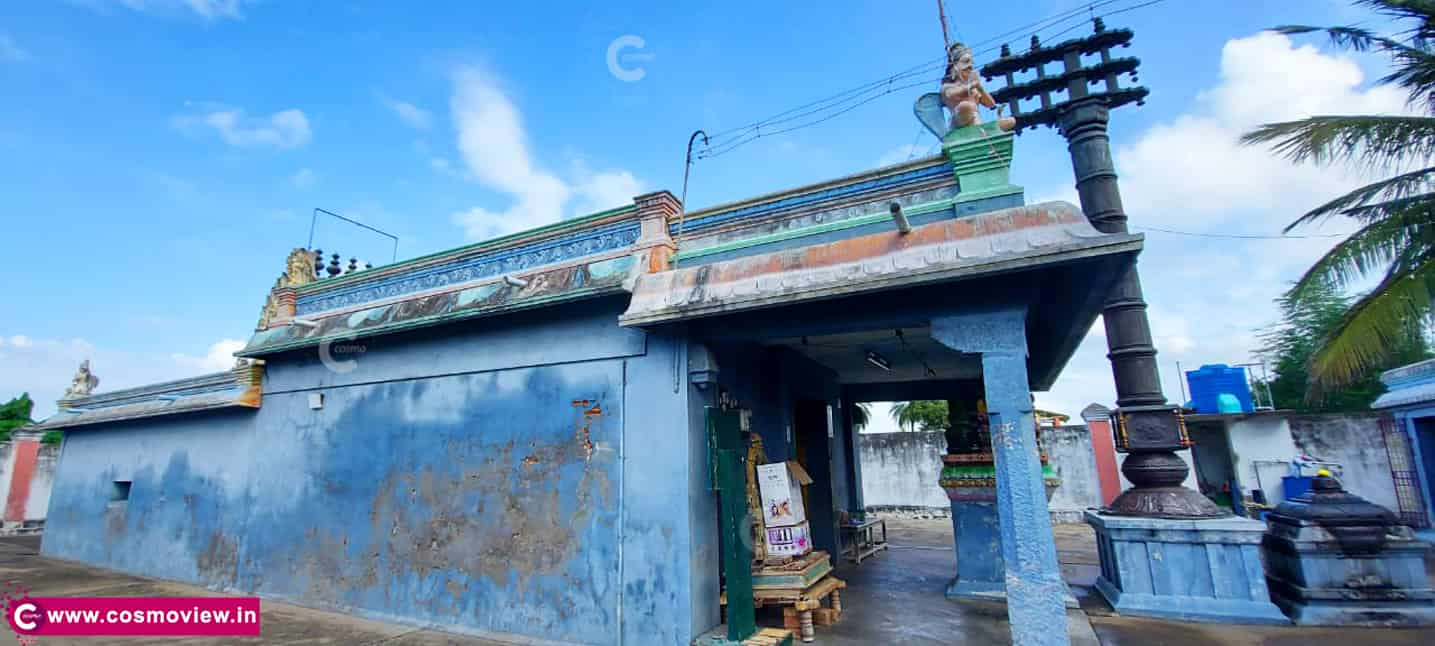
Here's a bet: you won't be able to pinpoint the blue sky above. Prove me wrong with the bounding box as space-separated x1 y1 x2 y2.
0 0 1400 419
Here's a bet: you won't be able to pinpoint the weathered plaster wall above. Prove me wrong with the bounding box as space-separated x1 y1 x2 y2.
683 345 721 639
44 303 711 645
1041 425 1102 522
26 444 58 521
42 410 259 586
0 442 12 515
0 440 60 525
1224 415 1300 506
1287 413 1399 511
857 431 949 510
857 428 1104 521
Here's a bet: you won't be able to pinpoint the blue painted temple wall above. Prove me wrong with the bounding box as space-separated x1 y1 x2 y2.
43 300 718 645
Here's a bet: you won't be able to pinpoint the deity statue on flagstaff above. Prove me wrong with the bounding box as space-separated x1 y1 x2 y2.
940 43 1015 132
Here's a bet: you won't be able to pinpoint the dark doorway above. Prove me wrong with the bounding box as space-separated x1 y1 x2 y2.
794 399 837 556
1414 417 1435 525
1188 423 1237 513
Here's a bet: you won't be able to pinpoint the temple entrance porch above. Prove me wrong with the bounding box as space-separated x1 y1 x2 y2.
673 274 1108 644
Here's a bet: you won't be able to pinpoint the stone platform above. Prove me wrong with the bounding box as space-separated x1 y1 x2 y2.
1086 511 1288 624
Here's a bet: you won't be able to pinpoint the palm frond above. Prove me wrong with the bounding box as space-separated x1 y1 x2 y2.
1357 1 1435 38
1285 166 1435 230
1241 116 1435 175
1336 192 1435 223
1276 3 1435 110
1306 255 1435 399
1272 24 1418 54
1287 207 1435 302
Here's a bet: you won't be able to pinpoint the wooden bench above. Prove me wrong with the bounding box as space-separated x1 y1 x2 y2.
840 518 888 564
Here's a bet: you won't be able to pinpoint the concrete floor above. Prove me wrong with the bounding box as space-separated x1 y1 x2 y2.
7 522 1435 645
810 517 1435 646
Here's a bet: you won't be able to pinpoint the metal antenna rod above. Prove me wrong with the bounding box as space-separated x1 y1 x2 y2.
937 0 952 51
676 129 710 244
308 208 400 263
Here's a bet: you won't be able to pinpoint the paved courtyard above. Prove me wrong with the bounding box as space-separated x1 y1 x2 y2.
818 518 1435 645
5 521 1435 645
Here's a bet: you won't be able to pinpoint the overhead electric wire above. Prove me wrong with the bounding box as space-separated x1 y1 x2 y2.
696 77 936 159
1134 225 1353 240
702 1 1120 146
1044 0 1171 41
694 0 1170 161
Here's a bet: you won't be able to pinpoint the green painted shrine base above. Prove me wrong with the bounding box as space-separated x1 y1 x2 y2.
943 121 1022 203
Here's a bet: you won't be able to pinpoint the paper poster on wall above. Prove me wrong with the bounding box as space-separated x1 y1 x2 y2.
757 461 808 527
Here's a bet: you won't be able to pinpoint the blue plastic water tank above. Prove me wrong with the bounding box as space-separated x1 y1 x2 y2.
1185 364 1254 414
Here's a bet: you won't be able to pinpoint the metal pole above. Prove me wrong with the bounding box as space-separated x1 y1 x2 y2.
676 130 710 244
1059 98 1222 518
1176 360 1187 404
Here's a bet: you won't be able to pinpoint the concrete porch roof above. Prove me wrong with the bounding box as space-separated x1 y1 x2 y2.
619 202 1139 390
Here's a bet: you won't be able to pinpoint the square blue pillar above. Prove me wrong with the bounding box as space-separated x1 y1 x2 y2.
933 309 1069 646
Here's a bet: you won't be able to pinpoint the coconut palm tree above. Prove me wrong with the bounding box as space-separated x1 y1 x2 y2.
851 402 872 432
1241 0 1435 400
889 400 948 432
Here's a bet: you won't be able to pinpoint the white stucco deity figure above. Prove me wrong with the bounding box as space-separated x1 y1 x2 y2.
63 359 100 399
939 43 1015 132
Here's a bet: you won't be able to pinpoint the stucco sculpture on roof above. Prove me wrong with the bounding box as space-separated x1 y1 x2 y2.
941 43 1015 131
915 42 1016 140
62 359 100 400
255 248 319 330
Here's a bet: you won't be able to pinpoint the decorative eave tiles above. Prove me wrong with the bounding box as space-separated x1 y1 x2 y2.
34 363 264 431
239 254 635 358
295 215 640 316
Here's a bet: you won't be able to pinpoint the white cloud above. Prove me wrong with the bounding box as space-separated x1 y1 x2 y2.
0 34 28 62
1115 32 1406 230
447 65 643 240
1037 32 1401 418
571 167 643 217
383 98 433 130
0 335 245 420
290 167 315 188
170 338 246 374
101 0 247 20
174 104 312 149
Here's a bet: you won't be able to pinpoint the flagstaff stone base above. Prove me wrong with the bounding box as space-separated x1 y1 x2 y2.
1086 511 1288 624
945 501 1078 608
946 502 1005 600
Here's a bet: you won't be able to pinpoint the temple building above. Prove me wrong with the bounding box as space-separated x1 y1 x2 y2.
33 31 1185 645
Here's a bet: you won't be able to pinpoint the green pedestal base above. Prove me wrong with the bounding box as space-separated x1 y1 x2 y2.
943 122 1023 203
